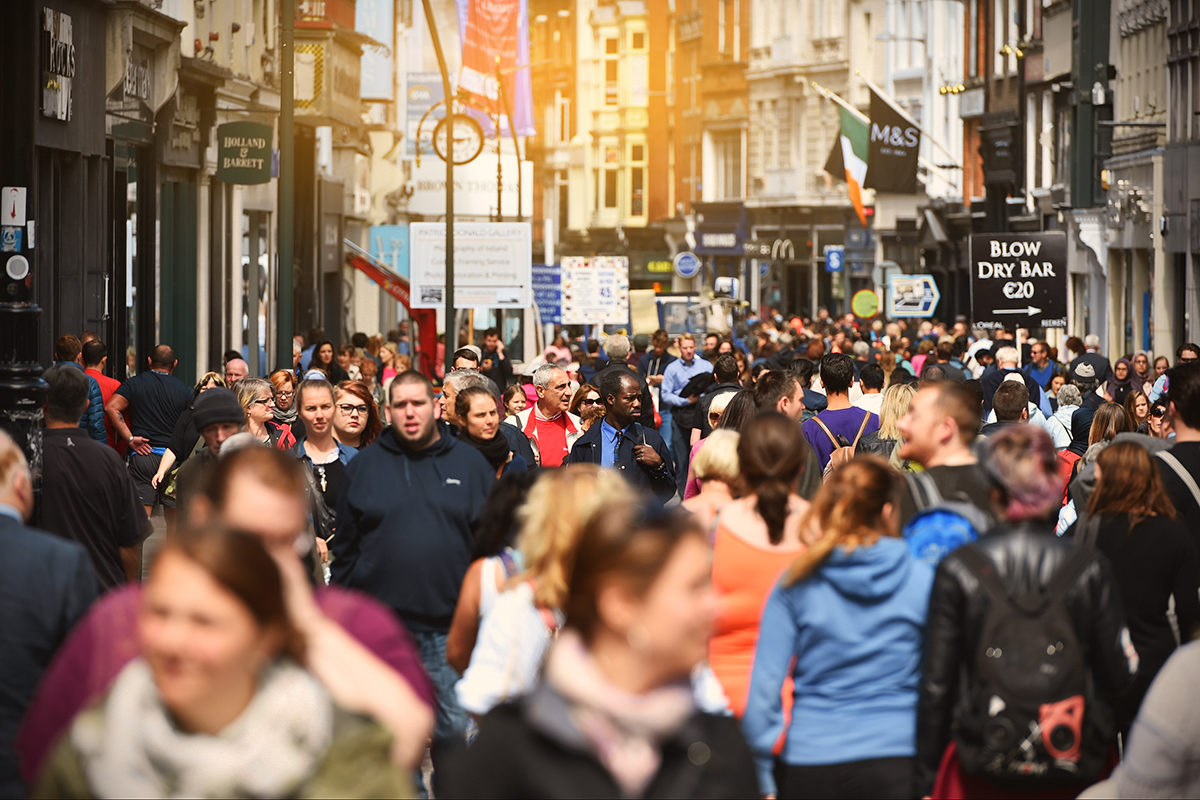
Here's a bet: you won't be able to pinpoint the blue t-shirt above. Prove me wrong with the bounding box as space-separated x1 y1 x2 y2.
802 406 880 471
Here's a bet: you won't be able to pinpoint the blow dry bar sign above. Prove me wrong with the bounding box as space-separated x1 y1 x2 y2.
216 122 272 184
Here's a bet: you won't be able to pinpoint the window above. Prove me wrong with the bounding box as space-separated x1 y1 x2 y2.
631 144 645 161
605 37 618 54
631 168 644 215
968 0 979 78
604 170 618 207
714 131 743 199
632 31 645 49
718 0 739 59
605 59 618 105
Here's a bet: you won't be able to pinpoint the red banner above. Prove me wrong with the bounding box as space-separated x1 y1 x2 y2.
457 0 521 118
346 252 438 379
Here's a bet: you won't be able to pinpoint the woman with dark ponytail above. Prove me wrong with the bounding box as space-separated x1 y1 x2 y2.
742 458 934 799
706 412 810 718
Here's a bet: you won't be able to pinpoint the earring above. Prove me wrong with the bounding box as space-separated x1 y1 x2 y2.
627 624 651 652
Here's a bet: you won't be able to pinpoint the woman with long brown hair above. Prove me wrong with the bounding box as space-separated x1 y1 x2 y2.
333 381 383 449
706 412 809 718
742 458 933 799
1082 441 1200 730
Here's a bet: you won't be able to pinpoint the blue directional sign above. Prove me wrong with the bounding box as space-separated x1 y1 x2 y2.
672 251 702 280
824 245 845 273
889 274 941 318
531 264 562 325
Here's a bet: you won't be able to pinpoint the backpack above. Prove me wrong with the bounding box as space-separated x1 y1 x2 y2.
901 472 991 566
811 411 871 478
952 546 1109 787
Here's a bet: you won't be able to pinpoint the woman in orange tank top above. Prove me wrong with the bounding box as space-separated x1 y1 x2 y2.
707 412 810 717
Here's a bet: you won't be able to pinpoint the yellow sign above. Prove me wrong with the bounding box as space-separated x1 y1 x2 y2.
852 289 880 318
647 260 672 273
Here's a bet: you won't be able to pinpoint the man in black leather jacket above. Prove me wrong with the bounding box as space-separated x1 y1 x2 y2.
916 426 1137 796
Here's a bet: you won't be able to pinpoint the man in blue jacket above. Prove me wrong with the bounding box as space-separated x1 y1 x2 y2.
52 334 106 443
331 370 495 775
568 370 676 503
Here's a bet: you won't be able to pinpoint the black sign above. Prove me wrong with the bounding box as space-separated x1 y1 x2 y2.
864 89 920 194
216 121 272 185
969 232 1068 330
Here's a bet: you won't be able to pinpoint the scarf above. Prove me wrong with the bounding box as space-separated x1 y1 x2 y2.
1106 358 1135 397
543 630 696 798
274 404 299 426
461 430 512 472
73 659 332 798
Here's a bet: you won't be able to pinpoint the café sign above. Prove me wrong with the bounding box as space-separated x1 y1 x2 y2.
216 121 272 184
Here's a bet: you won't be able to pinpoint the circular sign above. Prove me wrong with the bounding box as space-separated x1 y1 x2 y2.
432 114 485 165
5 254 30 281
851 288 880 319
672 251 702 280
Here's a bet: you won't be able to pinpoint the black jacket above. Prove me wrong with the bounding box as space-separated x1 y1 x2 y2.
567 420 676 502
497 421 538 469
593 363 656 428
331 426 496 632
916 523 1135 795
444 688 759 799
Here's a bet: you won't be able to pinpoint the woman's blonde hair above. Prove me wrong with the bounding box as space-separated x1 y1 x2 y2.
783 457 900 586
877 382 917 440
691 429 740 484
513 465 633 609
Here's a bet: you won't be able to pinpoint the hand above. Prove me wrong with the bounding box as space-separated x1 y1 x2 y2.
634 444 663 469
129 436 153 456
687 394 700 404
482 358 494 371
495 340 505 357
315 536 330 564
151 472 164 489
269 544 325 636
648 374 664 386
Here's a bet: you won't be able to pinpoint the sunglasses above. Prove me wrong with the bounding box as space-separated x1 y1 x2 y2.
708 412 723 422
337 403 369 416
578 397 601 406
1151 406 1167 418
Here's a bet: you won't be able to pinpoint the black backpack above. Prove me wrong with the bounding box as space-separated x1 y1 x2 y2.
953 546 1111 787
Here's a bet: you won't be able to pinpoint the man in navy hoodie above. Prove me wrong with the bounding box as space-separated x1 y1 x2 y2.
332 370 495 772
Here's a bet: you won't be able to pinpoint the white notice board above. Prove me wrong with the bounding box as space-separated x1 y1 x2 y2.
561 256 630 325
410 222 532 309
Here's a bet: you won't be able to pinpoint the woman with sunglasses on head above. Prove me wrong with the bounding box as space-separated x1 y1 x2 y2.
333 381 383 450
235 378 295 449
447 499 758 799
568 381 605 432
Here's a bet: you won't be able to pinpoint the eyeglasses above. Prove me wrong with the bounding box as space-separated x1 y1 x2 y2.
276 390 294 399
708 412 723 422
250 397 274 407
337 403 369 416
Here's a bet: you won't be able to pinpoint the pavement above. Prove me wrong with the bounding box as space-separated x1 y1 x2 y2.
140 506 169 582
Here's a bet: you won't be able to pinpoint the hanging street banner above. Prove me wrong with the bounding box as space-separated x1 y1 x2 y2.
969 232 1068 331
410 222 532 309
864 89 920 194
455 0 536 137
216 122 272 184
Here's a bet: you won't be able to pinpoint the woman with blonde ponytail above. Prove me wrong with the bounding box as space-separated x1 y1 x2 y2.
742 458 935 800
706 412 810 718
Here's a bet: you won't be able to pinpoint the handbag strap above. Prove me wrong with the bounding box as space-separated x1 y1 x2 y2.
1156 451 1200 511
811 415 839 447
851 411 871 448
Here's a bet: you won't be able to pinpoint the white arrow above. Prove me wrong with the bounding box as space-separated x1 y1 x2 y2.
993 306 1041 315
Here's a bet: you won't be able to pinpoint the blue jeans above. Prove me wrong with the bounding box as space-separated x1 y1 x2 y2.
412 629 468 745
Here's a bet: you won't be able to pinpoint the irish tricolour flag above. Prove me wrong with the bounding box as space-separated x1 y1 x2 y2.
838 107 869 227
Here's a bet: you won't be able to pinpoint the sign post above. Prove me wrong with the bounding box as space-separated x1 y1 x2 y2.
969 232 1068 331
888 274 940 318
217 122 273 184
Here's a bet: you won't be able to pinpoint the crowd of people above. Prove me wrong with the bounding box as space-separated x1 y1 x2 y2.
2 312 1200 798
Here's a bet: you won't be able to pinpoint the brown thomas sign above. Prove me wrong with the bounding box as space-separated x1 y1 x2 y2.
216 121 272 184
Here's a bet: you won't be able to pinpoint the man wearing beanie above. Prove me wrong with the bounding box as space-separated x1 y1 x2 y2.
173 388 246 516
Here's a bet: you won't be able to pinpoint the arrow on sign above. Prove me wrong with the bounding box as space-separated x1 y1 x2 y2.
994 306 1042 315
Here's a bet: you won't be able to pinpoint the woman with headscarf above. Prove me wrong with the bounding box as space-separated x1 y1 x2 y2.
1104 357 1136 405
1131 351 1154 396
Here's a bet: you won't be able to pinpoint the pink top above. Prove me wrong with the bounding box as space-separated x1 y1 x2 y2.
683 437 706 499
16 585 433 784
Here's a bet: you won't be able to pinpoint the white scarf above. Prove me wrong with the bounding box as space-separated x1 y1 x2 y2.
73 659 333 798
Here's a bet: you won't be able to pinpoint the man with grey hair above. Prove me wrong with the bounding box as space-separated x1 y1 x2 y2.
1069 333 1113 386
503 364 581 466
440 369 535 468
593 335 655 429
982 344 1047 418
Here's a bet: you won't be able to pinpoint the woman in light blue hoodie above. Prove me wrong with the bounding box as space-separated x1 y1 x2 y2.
742 458 934 799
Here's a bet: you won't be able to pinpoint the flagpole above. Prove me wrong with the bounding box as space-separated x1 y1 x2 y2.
811 80 958 185
854 71 961 166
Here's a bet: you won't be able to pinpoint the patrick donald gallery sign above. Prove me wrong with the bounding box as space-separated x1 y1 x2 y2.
216 121 272 184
